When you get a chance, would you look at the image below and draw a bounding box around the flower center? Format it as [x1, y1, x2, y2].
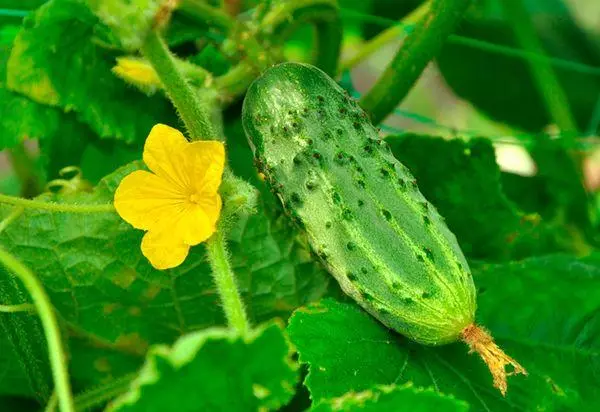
[189, 193, 202, 204]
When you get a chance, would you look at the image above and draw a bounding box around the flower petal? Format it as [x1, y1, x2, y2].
[141, 230, 190, 270]
[185, 141, 225, 195]
[176, 195, 222, 246]
[114, 170, 183, 230]
[143, 124, 191, 189]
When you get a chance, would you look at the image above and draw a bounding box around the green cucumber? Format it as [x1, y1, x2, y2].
[242, 62, 524, 393]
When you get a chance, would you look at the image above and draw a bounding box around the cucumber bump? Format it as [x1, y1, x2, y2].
[242, 62, 526, 395]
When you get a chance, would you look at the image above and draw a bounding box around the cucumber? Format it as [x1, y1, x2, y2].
[242, 62, 524, 393]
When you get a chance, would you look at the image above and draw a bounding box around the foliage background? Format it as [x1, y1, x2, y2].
[0, 0, 599, 411]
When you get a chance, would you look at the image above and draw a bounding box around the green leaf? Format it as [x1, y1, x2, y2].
[0, 331, 38, 398]
[1, 33, 107, 183]
[6, 0, 177, 143]
[0, 269, 51, 400]
[0, 161, 329, 391]
[472, 254, 600, 351]
[0, 85, 62, 151]
[86, 0, 163, 50]
[387, 134, 566, 260]
[108, 322, 298, 411]
[0, 25, 60, 151]
[288, 271, 599, 412]
[312, 384, 468, 412]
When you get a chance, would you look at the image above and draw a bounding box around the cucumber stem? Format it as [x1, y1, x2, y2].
[141, 30, 217, 141]
[461, 324, 527, 396]
[360, 0, 471, 124]
[205, 230, 250, 336]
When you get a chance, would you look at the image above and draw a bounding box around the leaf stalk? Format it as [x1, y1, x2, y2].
[360, 0, 471, 124]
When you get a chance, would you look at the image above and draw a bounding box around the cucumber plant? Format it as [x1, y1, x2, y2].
[0, 0, 597, 410]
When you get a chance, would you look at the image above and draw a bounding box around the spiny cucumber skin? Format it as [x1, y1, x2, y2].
[242, 62, 477, 345]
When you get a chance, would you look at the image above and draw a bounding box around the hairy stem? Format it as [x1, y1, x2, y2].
[141, 30, 217, 141]
[205, 230, 249, 335]
[0, 194, 114, 213]
[340, 0, 431, 73]
[360, 0, 471, 124]
[0, 248, 74, 412]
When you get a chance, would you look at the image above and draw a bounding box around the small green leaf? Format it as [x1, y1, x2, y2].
[108, 322, 298, 411]
[86, 0, 163, 50]
[312, 384, 468, 412]
[6, 0, 177, 143]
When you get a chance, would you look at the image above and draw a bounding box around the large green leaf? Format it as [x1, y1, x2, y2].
[6, 0, 177, 144]
[0, 161, 329, 395]
[387, 134, 565, 260]
[108, 322, 298, 411]
[312, 384, 468, 412]
[473, 254, 600, 350]
[1, 29, 134, 182]
[288, 253, 600, 411]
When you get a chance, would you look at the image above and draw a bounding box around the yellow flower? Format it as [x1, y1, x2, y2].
[112, 57, 160, 93]
[114, 124, 225, 270]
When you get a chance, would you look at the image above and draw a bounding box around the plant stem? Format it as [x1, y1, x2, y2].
[205, 230, 249, 335]
[141, 30, 217, 141]
[260, 0, 342, 76]
[74, 373, 136, 411]
[0, 206, 24, 233]
[360, 0, 471, 124]
[44, 391, 58, 412]
[0, 194, 114, 213]
[178, 0, 234, 32]
[0, 302, 34, 313]
[143, 13, 249, 335]
[340, 0, 431, 73]
[0, 248, 74, 412]
[502, 0, 578, 135]
[214, 62, 256, 103]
